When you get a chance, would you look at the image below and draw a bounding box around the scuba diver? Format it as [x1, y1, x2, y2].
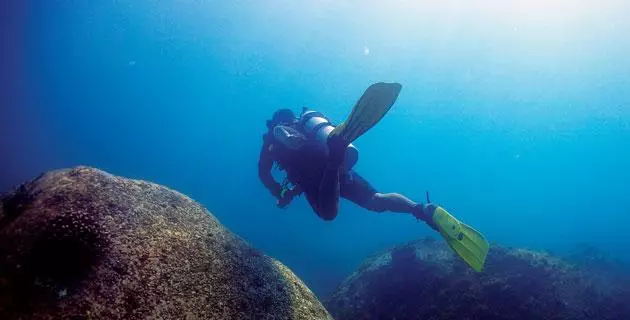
[258, 82, 489, 272]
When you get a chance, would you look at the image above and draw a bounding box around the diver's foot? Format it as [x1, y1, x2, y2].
[327, 135, 348, 167]
[413, 203, 439, 231]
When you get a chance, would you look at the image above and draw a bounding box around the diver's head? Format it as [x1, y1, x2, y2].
[267, 108, 297, 129]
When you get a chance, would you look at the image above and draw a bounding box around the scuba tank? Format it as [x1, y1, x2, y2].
[299, 108, 359, 171]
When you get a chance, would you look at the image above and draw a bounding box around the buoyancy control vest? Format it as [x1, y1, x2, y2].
[272, 108, 359, 171]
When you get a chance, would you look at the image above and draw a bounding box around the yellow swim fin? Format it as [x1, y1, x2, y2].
[330, 82, 402, 144]
[429, 205, 489, 272]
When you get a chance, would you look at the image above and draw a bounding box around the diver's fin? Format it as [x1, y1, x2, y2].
[330, 82, 402, 144]
[430, 205, 489, 272]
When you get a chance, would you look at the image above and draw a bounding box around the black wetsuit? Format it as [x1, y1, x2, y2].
[258, 130, 378, 219]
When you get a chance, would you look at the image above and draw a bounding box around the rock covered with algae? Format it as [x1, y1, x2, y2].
[0, 166, 332, 320]
[325, 238, 630, 320]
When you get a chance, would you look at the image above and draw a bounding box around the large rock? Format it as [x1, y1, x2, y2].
[326, 238, 630, 320]
[0, 166, 332, 320]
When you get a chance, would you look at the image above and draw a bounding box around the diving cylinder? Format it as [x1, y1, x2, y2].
[299, 109, 359, 171]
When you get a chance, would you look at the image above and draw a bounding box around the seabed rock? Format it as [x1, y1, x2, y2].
[326, 238, 630, 320]
[0, 166, 332, 320]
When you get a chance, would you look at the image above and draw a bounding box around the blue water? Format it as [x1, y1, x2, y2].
[3, 1, 630, 297]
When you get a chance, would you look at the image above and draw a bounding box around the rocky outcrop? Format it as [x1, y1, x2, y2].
[326, 238, 630, 320]
[0, 166, 332, 320]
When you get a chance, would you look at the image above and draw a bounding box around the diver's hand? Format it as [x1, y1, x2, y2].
[276, 194, 291, 209]
[276, 186, 300, 209]
[276, 196, 291, 209]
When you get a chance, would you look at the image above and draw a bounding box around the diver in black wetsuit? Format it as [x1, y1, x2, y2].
[257, 83, 489, 272]
[257, 108, 433, 224]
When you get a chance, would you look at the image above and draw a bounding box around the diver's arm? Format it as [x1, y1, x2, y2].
[258, 136, 282, 199]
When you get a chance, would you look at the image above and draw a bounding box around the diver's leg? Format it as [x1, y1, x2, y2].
[366, 193, 417, 213]
[366, 193, 437, 230]
[314, 135, 348, 221]
[302, 180, 338, 221]
[316, 164, 341, 221]
[341, 171, 437, 229]
[303, 188, 324, 217]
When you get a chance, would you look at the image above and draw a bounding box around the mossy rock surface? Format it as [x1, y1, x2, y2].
[0, 166, 332, 320]
[326, 238, 630, 320]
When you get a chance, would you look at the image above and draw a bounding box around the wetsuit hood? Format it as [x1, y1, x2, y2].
[267, 109, 297, 130]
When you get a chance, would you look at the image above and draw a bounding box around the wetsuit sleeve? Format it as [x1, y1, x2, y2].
[258, 134, 282, 199]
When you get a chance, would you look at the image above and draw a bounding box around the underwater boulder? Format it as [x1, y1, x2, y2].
[0, 166, 332, 320]
[326, 238, 630, 320]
